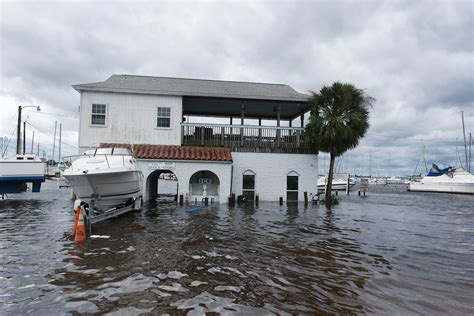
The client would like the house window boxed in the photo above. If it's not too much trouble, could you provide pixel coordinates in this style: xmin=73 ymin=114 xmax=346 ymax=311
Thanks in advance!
xmin=287 ymin=173 xmax=299 ymax=202
xmin=157 ymin=107 xmax=171 ymax=128
xmin=242 ymin=171 xmax=255 ymax=201
xmin=91 ymin=104 xmax=107 ymax=126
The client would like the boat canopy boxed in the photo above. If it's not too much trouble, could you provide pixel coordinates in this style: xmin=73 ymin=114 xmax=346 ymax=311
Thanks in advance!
xmin=427 ymin=164 xmax=454 ymax=177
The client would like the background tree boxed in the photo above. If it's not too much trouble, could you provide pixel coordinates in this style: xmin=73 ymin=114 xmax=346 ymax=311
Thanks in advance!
xmin=306 ymin=82 xmax=373 ymax=208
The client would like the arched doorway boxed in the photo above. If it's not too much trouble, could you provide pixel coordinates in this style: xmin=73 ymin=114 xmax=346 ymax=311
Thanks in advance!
xmin=189 ymin=170 xmax=220 ymax=203
xmin=146 ymin=169 xmax=178 ymax=202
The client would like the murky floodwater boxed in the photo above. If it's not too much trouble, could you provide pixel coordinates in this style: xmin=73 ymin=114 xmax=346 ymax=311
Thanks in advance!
xmin=1 ymin=181 xmax=473 ymax=315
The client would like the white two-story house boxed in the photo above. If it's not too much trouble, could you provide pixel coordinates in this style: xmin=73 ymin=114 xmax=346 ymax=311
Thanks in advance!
xmin=73 ymin=74 xmax=318 ymax=203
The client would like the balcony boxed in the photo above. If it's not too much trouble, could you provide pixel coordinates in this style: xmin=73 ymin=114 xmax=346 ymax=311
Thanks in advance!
xmin=181 ymin=123 xmax=314 ymax=154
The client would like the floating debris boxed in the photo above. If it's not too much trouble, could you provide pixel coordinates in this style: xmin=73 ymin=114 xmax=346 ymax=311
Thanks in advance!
xmin=90 ymin=235 xmax=110 ymax=239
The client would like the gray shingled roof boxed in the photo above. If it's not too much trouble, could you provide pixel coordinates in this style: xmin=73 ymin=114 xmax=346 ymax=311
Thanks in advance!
xmin=73 ymin=74 xmax=309 ymax=102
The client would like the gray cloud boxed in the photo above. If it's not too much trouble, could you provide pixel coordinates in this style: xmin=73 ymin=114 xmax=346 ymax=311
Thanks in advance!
xmin=0 ymin=0 xmax=472 ymax=174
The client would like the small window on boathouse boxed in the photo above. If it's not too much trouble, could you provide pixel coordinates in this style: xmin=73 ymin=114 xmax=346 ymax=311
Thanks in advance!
xmin=242 ymin=170 xmax=256 ymax=201
xmin=157 ymin=107 xmax=171 ymax=128
xmin=287 ymin=171 xmax=299 ymax=202
xmin=91 ymin=104 xmax=107 ymax=126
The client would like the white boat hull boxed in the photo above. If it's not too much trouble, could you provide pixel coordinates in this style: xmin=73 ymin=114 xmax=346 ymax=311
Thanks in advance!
xmin=318 ymin=174 xmax=355 ymax=191
xmin=409 ymin=168 xmax=474 ymax=195
xmin=409 ymin=182 xmax=474 ymax=194
xmin=318 ymin=182 xmax=355 ymax=191
xmin=64 ymin=169 xmax=143 ymax=211
xmin=0 ymin=155 xmax=47 ymax=193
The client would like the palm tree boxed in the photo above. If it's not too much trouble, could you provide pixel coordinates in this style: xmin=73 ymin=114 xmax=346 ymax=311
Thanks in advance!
xmin=306 ymin=82 xmax=373 ymax=208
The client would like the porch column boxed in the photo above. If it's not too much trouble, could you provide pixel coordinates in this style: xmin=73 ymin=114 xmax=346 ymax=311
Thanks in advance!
xmin=258 ymin=118 xmax=262 ymax=147
xmin=276 ymin=104 xmax=281 ymax=127
xmin=229 ymin=116 xmax=233 ymax=141
xmin=276 ymin=104 xmax=281 ymax=147
xmin=240 ymin=101 xmax=245 ymax=146
xmin=300 ymin=109 xmax=304 ymax=128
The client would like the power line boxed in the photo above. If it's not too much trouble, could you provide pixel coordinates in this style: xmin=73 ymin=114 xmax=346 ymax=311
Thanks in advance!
xmin=25 ymin=121 xmax=78 ymax=150
xmin=30 ymin=111 xmax=79 ymax=119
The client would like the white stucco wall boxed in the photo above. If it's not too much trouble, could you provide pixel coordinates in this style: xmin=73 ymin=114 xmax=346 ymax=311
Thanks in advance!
xmin=78 ymin=91 xmax=182 ymax=151
xmin=138 ymin=159 xmax=232 ymax=203
xmin=232 ymin=152 xmax=318 ymax=201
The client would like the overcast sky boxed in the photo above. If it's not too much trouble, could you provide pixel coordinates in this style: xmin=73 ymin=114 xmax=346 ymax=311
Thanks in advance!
xmin=1 ymin=0 xmax=473 ymax=176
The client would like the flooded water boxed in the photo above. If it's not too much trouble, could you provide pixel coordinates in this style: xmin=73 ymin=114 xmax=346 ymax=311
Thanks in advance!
xmin=1 ymin=181 xmax=473 ymax=315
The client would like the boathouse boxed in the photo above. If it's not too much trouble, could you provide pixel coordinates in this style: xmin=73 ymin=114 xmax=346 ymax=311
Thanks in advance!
xmin=73 ymin=75 xmax=318 ymax=202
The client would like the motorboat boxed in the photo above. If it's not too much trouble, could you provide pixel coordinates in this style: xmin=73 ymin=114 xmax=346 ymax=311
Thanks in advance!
xmin=63 ymin=147 xmax=143 ymax=211
xmin=0 ymin=154 xmax=47 ymax=193
xmin=318 ymin=173 xmax=355 ymax=191
xmin=409 ymin=164 xmax=474 ymax=194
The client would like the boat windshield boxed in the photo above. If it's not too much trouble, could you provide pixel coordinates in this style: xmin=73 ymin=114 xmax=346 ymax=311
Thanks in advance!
xmin=96 ymin=148 xmax=113 ymax=155
xmin=112 ymin=148 xmax=131 ymax=155
xmin=79 ymin=147 xmax=132 ymax=157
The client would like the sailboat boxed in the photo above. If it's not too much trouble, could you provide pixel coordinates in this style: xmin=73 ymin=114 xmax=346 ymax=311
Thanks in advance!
xmin=0 ymin=154 xmax=47 ymax=193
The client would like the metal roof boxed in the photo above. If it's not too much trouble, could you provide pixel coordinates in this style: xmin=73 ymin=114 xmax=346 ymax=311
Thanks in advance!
xmin=73 ymin=74 xmax=309 ymax=102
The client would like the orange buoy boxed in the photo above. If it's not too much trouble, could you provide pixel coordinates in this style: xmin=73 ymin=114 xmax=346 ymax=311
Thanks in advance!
xmin=74 ymin=207 xmax=87 ymax=242
xmin=72 ymin=206 xmax=81 ymax=235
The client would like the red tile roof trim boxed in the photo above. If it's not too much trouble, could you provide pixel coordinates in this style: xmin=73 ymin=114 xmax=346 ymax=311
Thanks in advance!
xmin=100 ymin=144 xmax=233 ymax=162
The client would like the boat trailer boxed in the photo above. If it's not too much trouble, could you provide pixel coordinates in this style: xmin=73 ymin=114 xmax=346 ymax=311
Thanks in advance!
xmin=78 ymin=196 xmax=143 ymax=233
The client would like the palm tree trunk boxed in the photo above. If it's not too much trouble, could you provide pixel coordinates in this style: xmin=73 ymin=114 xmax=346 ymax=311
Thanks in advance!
xmin=325 ymin=153 xmax=336 ymax=208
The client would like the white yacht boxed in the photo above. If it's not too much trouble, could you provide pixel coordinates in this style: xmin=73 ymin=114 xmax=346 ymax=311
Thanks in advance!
xmin=409 ymin=164 xmax=474 ymax=194
xmin=0 ymin=154 xmax=47 ymax=193
xmin=318 ymin=173 xmax=355 ymax=191
xmin=63 ymin=147 xmax=143 ymax=211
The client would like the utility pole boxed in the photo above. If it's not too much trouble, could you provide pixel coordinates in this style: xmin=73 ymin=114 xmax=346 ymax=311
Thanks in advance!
xmin=30 ymin=131 xmax=35 ymax=154
xmin=52 ymin=121 xmax=57 ymax=163
xmin=23 ymin=121 xmax=26 ymax=155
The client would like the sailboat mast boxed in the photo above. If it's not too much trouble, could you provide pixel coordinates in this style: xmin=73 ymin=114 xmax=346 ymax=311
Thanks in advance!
xmin=58 ymin=123 xmax=62 ymax=162
xmin=461 ymin=111 xmax=468 ymax=171
xmin=422 ymin=142 xmax=428 ymax=173
xmin=52 ymin=121 xmax=57 ymax=162
xmin=469 ymin=132 xmax=472 ymax=173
